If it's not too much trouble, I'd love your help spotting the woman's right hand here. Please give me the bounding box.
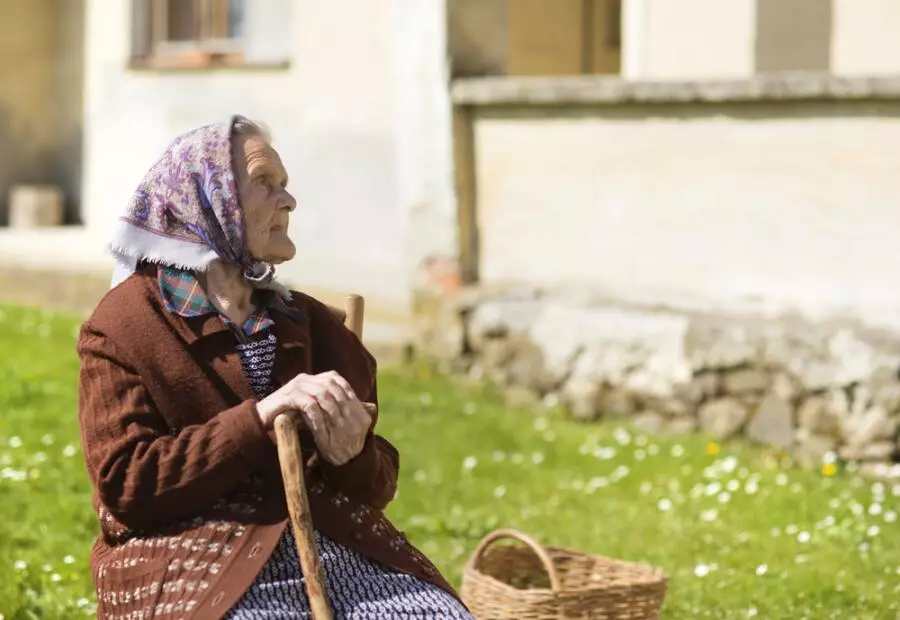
[256,370,372,465]
[257,370,355,428]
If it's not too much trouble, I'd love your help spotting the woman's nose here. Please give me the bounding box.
[282,189,297,212]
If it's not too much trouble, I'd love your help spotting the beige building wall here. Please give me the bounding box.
[832,0,900,76]
[623,0,756,80]
[82,0,455,316]
[0,0,66,222]
[473,102,900,329]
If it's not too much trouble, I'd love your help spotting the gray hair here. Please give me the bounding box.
[232,115,272,143]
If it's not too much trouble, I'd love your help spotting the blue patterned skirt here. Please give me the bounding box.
[225,528,472,619]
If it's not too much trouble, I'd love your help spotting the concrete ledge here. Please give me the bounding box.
[452,72,900,106]
[0,227,411,362]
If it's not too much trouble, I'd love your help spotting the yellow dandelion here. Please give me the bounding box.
[705,442,721,456]
[821,463,837,477]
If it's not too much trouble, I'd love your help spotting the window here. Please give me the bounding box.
[450,0,622,78]
[132,0,248,68]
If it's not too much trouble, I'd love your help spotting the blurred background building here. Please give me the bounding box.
[3,0,900,340]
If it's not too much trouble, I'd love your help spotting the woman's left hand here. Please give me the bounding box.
[296,371,371,466]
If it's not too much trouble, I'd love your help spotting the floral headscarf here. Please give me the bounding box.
[108,115,286,296]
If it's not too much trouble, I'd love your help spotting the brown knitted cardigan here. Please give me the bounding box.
[77,266,458,619]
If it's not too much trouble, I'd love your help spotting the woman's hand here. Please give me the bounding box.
[257,371,370,465]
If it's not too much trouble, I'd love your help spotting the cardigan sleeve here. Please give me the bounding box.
[303,296,400,511]
[77,321,276,531]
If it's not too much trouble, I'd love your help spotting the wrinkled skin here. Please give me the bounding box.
[232,133,297,265]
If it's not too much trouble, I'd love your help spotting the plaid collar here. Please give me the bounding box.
[158,267,302,337]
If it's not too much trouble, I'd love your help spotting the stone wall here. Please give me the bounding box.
[415,287,900,478]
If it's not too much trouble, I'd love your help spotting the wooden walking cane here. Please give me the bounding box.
[274,294,367,620]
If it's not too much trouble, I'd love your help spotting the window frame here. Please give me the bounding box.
[131,0,270,71]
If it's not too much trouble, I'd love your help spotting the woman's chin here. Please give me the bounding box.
[264,240,296,265]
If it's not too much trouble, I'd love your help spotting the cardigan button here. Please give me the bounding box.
[248,542,262,558]
[211,592,225,606]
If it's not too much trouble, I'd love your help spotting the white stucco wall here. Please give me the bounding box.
[832,0,900,76]
[473,102,900,329]
[623,0,756,81]
[83,0,453,316]
[390,0,458,272]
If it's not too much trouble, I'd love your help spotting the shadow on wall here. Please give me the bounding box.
[56,126,83,226]
[0,106,83,227]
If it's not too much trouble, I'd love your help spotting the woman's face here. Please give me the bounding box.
[233,133,297,264]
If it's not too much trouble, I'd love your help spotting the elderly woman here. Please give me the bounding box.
[77,116,473,619]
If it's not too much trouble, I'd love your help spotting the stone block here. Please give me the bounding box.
[675,372,720,404]
[666,417,699,436]
[633,410,665,434]
[771,373,800,402]
[797,396,842,436]
[599,388,639,418]
[839,441,897,463]
[747,393,794,449]
[9,185,63,228]
[561,375,603,420]
[698,397,749,439]
[843,406,897,448]
[723,369,770,395]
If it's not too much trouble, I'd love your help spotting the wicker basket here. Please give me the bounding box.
[461,529,668,619]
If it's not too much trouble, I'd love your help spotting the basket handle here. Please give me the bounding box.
[467,529,562,593]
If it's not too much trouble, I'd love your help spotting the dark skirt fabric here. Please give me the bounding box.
[224,528,472,619]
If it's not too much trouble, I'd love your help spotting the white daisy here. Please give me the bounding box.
[701,509,718,523]
[694,563,712,577]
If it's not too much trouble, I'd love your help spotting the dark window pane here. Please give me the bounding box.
[131,0,152,57]
[228,0,245,38]
[606,0,621,48]
[167,0,198,41]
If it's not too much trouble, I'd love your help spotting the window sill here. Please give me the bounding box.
[451,72,900,106]
[128,57,290,73]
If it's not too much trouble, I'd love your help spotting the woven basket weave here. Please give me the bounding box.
[461,529,667,619]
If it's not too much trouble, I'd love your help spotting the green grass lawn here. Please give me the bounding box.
[0,304,898,620]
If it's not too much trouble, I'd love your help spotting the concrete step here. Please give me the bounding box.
[0,228,411,363]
